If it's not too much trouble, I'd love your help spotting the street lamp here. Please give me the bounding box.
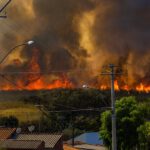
[82,84,89,89]
[0,40,34,65]
[27,40,34,45]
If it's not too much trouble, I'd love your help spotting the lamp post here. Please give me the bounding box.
[0,40,34,65]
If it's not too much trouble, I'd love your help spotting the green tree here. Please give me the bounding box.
[0,116,19,127]
[100,96,145,150]
[137,122,150,149]
[100,111,112,149]
[24,89,110,132]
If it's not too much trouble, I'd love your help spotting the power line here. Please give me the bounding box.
[46,107,111,113]
[0,68,100,74]
[0,74,24,90]
[35,104,110,147]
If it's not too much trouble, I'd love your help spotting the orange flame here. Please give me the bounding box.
[136,83,150,93]
[26,77,74,90]
[100,80,120,91]
[99,81,150,93]
[114,80,119,91]
[1,76,74,91]
[100,85,108,90]
[0,49,149,92]
[1,48,74,91]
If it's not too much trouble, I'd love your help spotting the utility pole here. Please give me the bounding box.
[71,111,75,147]
[110,64,117,150]
[101,64,121,150]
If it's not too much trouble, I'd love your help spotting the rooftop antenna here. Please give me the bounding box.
[28,125,35,133]
[16,128,22,134]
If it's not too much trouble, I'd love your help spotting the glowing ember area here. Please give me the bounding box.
[114,80,119,91]
[27,77,74,90]
[0,48,74,91]
[2,77,74,91]
[1,76,150,92]
[0,49,149,92]
[0,1,150,93]
[99,80,120,91]
[136,83,150,93]
[99,81,150,93]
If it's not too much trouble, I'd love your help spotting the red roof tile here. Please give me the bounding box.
[0,128,16,139]
[0,140,44,149]
[17,134,62,149]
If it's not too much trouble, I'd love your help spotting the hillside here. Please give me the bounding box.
[0,101,41,123]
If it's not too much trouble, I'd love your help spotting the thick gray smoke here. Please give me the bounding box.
[32,0,95,71]
[92,0,150,85]
[0,0,149,88]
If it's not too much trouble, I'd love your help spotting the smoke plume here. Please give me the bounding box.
[0,0,149,89]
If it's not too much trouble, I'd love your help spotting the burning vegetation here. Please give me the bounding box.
[0,0,149,92]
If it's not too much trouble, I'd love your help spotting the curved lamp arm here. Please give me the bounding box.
[0,40,34,65]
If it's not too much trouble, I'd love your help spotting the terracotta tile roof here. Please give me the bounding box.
[0,128,16,139]
[17,134,62,149]
[0,140,44,149]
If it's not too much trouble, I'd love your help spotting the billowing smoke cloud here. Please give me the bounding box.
[92,0,150,85]
[0,0,149,88]
[32,0,95,71]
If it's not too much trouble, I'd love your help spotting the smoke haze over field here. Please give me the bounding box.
[0,0,149,90]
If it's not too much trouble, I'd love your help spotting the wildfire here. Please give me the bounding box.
[1,77,150,93]
[100,85,108,90]
[99,80,120,91]
[26,77,74,90]
[136,83,150,93]
[0,48,74,91]
[99,81,150,93]
[114,80,119,91]
[0,49,149,93]
[1,76,74,91]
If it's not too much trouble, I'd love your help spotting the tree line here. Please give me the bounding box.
[0,89,149,148]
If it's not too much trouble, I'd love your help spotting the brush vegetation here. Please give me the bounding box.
[0,89,149,142]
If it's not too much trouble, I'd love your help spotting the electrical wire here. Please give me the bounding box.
[0,74,24,90]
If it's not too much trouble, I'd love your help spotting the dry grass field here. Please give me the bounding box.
[0,101,41,123]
